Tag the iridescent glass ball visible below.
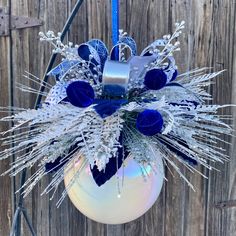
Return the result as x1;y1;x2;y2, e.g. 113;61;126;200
64;154;164;224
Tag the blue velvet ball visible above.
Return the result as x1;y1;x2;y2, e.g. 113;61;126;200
66;81;95;108
171;69;178;81
136;109;164;136
144;69;167;90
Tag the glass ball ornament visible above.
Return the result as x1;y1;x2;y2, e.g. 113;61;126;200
64;154;164;224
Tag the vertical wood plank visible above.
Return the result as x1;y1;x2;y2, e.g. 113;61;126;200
172;1;212;236
228;1;236;234
0;48;12;234
0;1;12;236
10;0;69;235
229;0;236;228
11;0;39;235
86;0;112;47
205;1;236;236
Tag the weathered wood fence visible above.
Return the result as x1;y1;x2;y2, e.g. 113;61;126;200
0;0;236;235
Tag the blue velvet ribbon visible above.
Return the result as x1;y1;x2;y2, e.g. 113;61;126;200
90;133;129;186
159;139;198;166
94;99;127;118
112;0;119;60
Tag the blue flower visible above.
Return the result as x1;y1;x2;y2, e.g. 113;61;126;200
144;69;167;90
136;109;164;136
66;81;95;108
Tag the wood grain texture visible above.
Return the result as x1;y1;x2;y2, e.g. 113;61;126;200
0;1;13;236
0;0;236;235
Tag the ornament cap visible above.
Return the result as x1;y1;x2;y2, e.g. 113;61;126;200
102;60;130;96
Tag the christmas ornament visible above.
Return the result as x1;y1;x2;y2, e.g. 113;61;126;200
64;154;164;224
0;20;234;224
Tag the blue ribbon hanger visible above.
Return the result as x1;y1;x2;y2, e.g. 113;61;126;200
112;0;119;60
